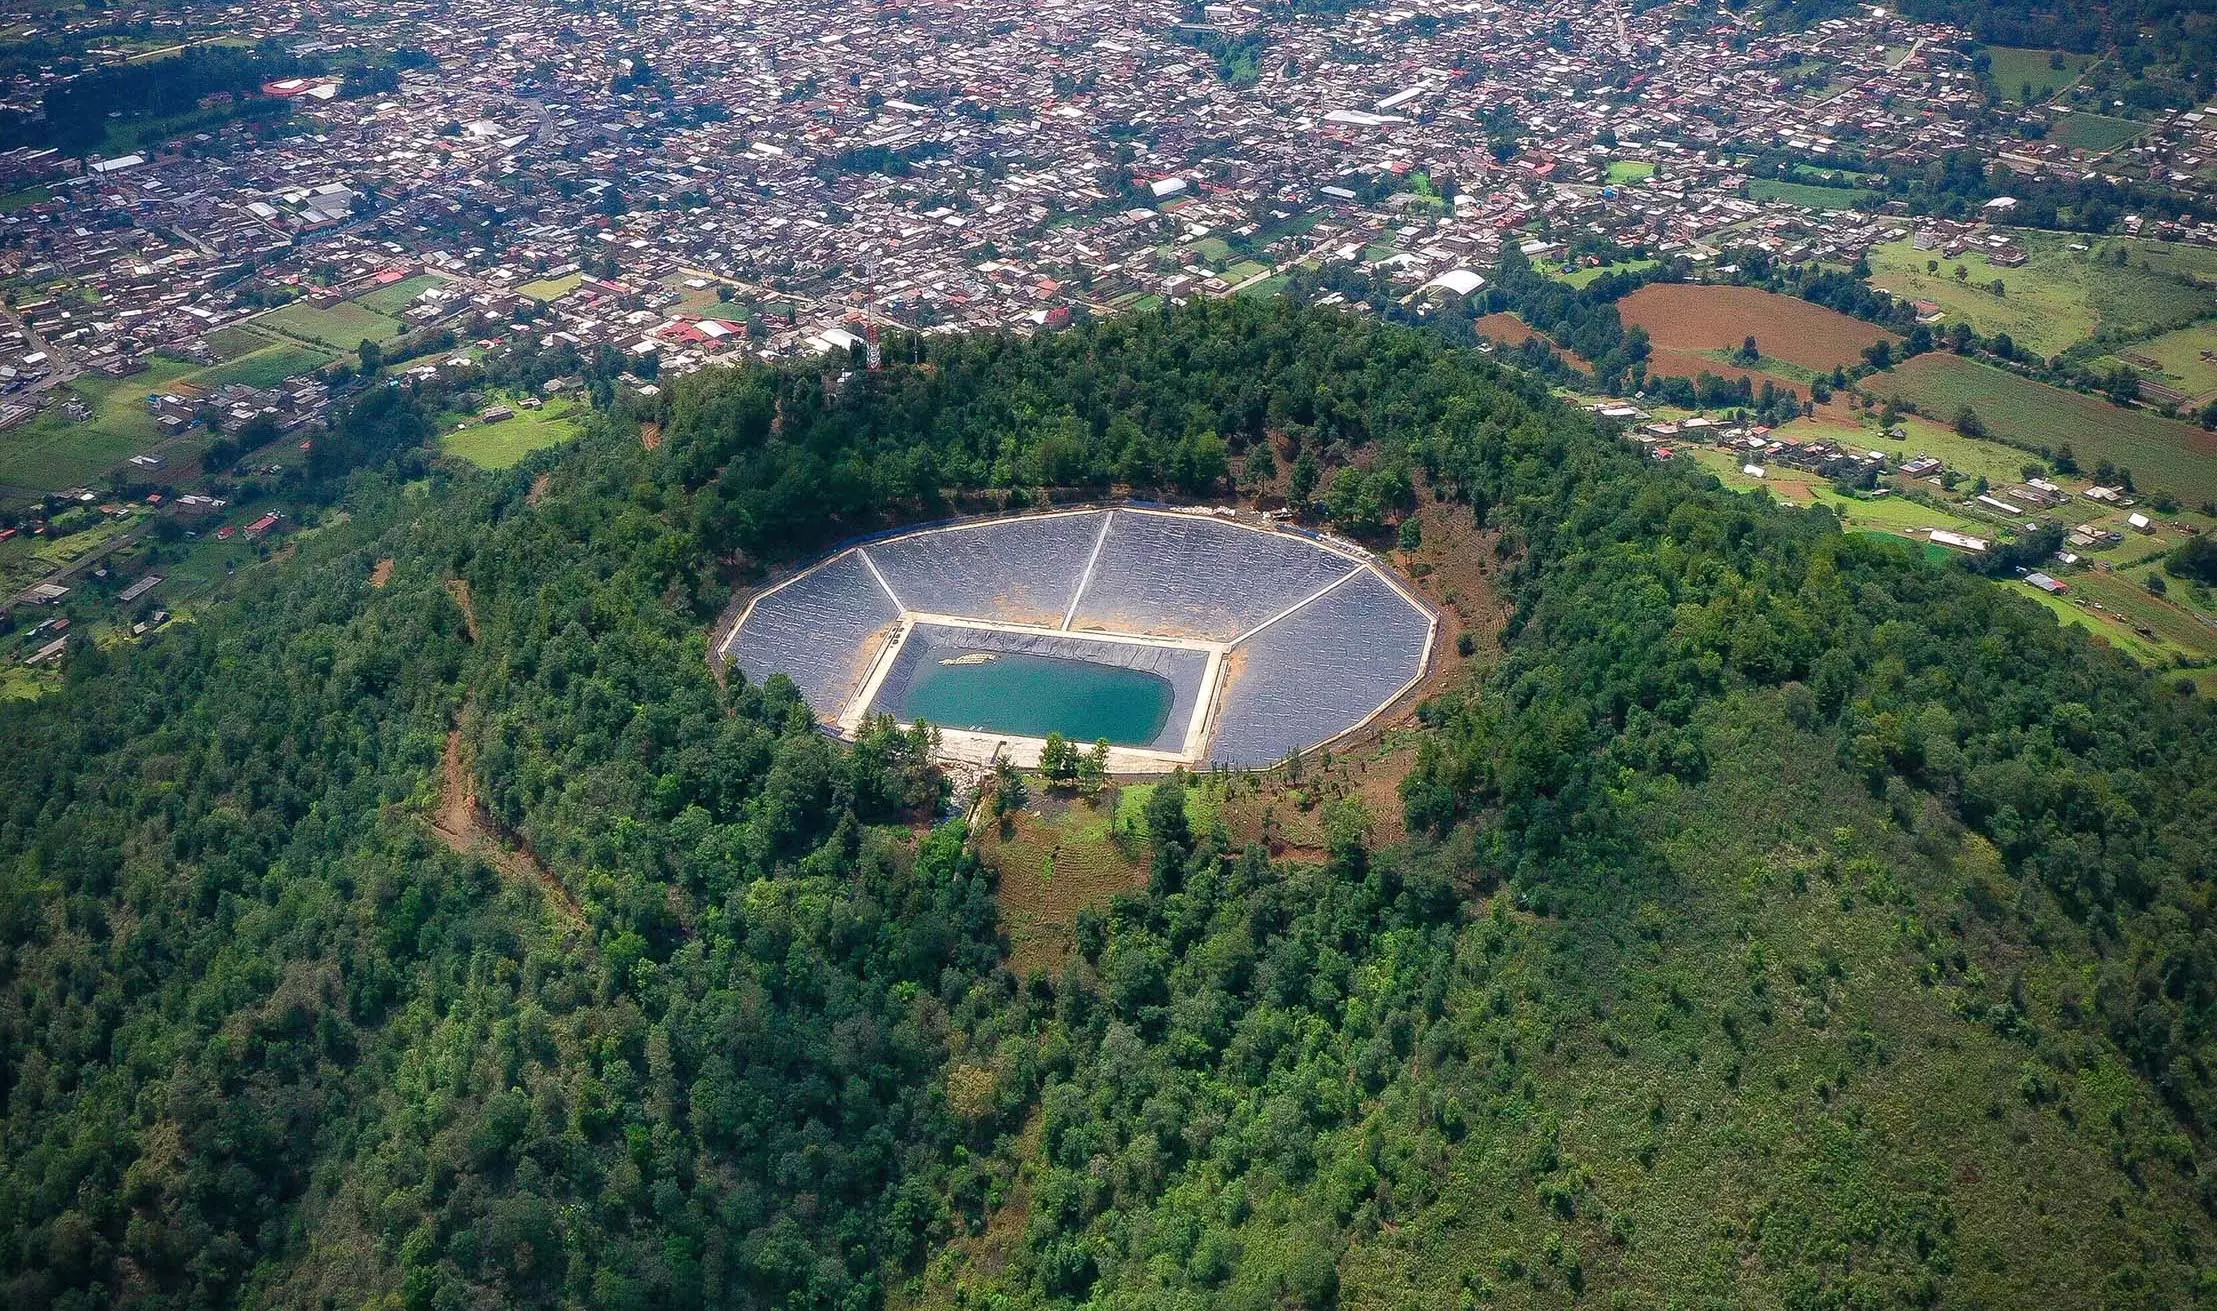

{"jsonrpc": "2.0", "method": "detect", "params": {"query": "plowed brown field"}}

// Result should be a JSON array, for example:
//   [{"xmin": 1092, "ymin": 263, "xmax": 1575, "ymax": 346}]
[{"xmin": 1621, "ymin": 284, "xmax": 1898, "ymax": 398}]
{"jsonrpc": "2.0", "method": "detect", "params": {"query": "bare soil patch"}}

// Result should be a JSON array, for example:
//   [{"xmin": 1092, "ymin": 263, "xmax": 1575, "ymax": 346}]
[
  {"xmin": 640, "ymin": 420, "xmax": 662, "ymax": 450},
  {"xmin": 445, "ymin": 578, "xmax": 479, "ymax": 642},
  {"xmin": 527, "ymin": 472, "xmax": 551, "ymax": 506},
  {"xmin": 368, "ymin": 558, "xmax": 394, "ymax": 589},
  {"xmin": 432, "ymin": 724, "xmax": 585, "ymax": 930},
  {"xmin": 1474, "ymin": 311, "xmax": 1595, "ymax": 371}
]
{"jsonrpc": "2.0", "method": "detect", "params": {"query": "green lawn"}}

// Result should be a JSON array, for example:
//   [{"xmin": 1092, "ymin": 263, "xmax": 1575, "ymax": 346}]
[
  {"xmin": 1234, "ymin": 275, "xmax": 1291, "ymax": 300},
  {"xmin": 258, "ymin": 300, "xmax": 406, "ymax": 349},
  {"xmin": 1876, "ymin": 352, "xmax": 2217, "ymax": 505},
  {"xmin": 1557, "ymin": 259, "xmax": 1658, "ymax": 288},
  {"xmin": 439, "ymin": 400, "xmax": 584, "ymax": 469},
  {"xmin": 2047, "ymin": 112, "xmax": 2146, "ymax": 152},
  {"xmin": 0, "ymin": 186, "xmax": 50, "ymax": 212},
  {"xmin": 1223, "ymin": 260, "xmax": 1270, "ymax": 283},
  {"xmin": 1604, "ymin": 160, "xmax": 1657, "ymax": 183},
  {"xmin": 1865, "ymin": 234, "xmax": 2213, "ymax": 358},
  {"xmin": 1750, "ymin": 179, "xmax": 1864, "ymax": 210},
  {"xmin": 516, "ymin": 272, "xmax": 584, "ymax": 302},
  {"xmin": 1189, "ymin": 236, "xmax": 1236, "ymax": 265},
  {"xmin": 353, "ymin": 274, "xmax": 445, "ymax": 316},
  {"xmin": 1982, "ymin": 47, "xmax": 2091, "ymax": 103}
]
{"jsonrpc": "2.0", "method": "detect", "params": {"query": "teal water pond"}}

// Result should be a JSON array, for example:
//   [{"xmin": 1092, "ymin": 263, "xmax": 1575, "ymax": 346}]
[{"xmin": 896, "ymin": 650, "xmax": 1174, "ymax": 746}]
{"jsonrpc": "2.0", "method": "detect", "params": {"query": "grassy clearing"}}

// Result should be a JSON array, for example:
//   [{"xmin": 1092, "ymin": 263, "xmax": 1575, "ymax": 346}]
[
  {"xmin": 1865, "ymin": 234, "xmax": 2214, "ymax": 358},
  {"xmin": 1982, "ymin": 46, "xmax": 2091, "ymax": 102},
  {"xmin": 1223, "ymin": 259, "xmax": 1271, "ymax": 283},
  {"xmin": 353, "ymin": 274, "xmax": 444, "ymax": 316},
  {"xmin": 2047, "ymin": 111, "xmax": 2146, "ymax": 152},
  {"xmin": 258, "ymin": 300, "xmax": 405, "ymax": 350},
  {"xmin": 516, "ymin": 272, "xmax": 583, "ymax": 302},
  {"xmin": 439, "ymin": 400, "xmax": 584, "ymax": 470},
  {"xmin": 975, "ymin": 793, "xmax": 1149, "ymax": 975},
  {"xmin": 1875, "ymin": 353, "xmax": 2217, "ymax": 504},
  {"xmin": 1234, "ymin": 274, "xmax": 1290, "ymax": 300},
  {"xmin": 0, "ymin": 185, "xmax": 49, "ymax": 212},
  {"xmin": 1558, "ymin": 258, "xmax": 1657, "ymax": 288},
  {"xmin": 1750, "ymin": 179, "xmax": 1864, "ymax": 210},
  {"xmin": 1604, "ymin": 160, "xmax": 1657, "ymax": 183}
]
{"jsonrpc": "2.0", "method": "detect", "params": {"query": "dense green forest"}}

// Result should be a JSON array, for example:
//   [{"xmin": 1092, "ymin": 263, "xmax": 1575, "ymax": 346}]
[{"xmin": 2, "ymin": 300, "xmax": 2215, "ymax": 1309}]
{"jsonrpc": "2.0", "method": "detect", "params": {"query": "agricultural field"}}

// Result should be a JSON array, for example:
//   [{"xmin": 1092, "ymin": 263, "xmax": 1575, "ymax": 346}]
[
  {"xmin": 0, "ymin": 361, "xmax": 193, "ymax": 496},
  {"xmin": 2121, "ymin": 239, "xmax": 2217, "ymax": 282},
  {"xmin": 1865, "ymin": 233, "xmax": 2215, "ymax": 359},
  {"xmin": 199, "ymin": 324, "xmax": 275, "ymax": 362},
  {"xmin": 1748, "ymin": 179, "xmax": 1863, "ymax": 210},
  {"xmin": 257, "ymin": 299, "xmax": 406, "ymax": 349},
  {"xmin": 197, "ymin": 341, "xmax": 333, "ymax": 391},
  {"xmin": 439, "ymin": 399, "xmax": 584, "ymax": 469},
  {"xmin": 2100, "ymin": 324, "xmax": 2217, "ymax": 407},
  {"xmin": 1620, "ymin": 284, "xmax": 1891, "ymax": 396},
  {"xmin": 1875, "ymin": 352, "xmax": 2217, "ymax": 505},
  {"xmin": 353, "ymin": 274, "xmax": 445, "ymax": 316},
  {"xmin": 2046, "ymin": 111, "xmax": 2146, "ymax": 152},
  {"xmin": 1982, "ymin": 46, "xmax": 2091, "ymax": 102}
]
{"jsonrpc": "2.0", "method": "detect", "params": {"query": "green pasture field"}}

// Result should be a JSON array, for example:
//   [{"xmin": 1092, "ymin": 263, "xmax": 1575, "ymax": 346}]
[
  {"xmin": 1223, "ymin": 260, "xmax": 1271, "ymax": 283},
  {"xmin": 1876, "ymin": 353, "xmax": 2217, "ymax": 505},
  {"xmin": 1982, "ymin": 47, "xmax": 2091, "ymax": 102},
  {"xmin": 1605, "ymin": 160, "xmax": 1657, "ymax": 183},
  {"xmin": 1865, "ymin": 234, "xmax": 2213, "ymax": 358},
  {"xmin": 439, "ymin": 400, "xmax": 584, "ymax": 470},
  {"xmin": 1750, "ymin": 179, "xmax": 1863, "ymax": 210},
  {"xmin": 200, "ymin": 324, "xmax": 275, "ymax": 362},
  {"xmin": 1693, "ymin": 348, "xmax": 1820, "ymax": 385},
  {"xmin": 198, "ymin": 342, "xmax": 333, "ymax": 391},
  {"xmin": 258, "ymin": 300, "xmax": 405, "ymax": 349},
  {"xmin": 2047, "ymin": 112, "xmax": 2146, "ymax": 152},
  {"xmin": 1234, "ymin": 274, "xmax": 1291, "ymax": 300},
  {"xmin": 353, "ymin": 274, "xmax": 444, "ymax": 316}
]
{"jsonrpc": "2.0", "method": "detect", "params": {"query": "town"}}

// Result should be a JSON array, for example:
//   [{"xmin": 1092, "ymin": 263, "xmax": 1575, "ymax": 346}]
[{"xmin": 0, "ymin": 0, "xmax": 2214, "ymax": 688}]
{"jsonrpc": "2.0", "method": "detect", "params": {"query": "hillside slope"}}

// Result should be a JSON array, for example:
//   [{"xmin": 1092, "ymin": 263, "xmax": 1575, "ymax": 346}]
[{"xmin": 0, "ymin": 300, "xmax": 2211, "ymax": 1310}]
